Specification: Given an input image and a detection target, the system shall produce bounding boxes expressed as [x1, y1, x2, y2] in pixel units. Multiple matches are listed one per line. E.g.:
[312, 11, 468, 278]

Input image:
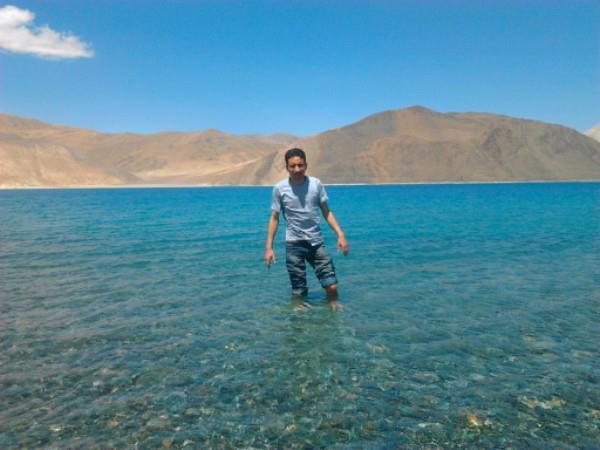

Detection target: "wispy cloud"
[0, 5, 93, 59]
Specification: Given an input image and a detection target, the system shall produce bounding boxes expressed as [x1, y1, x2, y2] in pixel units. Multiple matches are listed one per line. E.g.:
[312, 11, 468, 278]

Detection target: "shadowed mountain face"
[1, 107, 599, 187]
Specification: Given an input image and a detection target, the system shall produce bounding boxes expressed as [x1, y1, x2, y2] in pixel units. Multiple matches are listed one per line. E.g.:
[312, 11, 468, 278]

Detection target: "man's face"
[286, 156, 307, 182]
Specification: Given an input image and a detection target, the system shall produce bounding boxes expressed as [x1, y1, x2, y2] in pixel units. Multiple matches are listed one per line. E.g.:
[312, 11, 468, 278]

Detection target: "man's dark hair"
[284, 148, 306, 166]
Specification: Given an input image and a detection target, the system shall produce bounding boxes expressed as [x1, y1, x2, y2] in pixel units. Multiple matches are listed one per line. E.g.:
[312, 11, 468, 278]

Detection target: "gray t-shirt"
[271, 176, 329, 245]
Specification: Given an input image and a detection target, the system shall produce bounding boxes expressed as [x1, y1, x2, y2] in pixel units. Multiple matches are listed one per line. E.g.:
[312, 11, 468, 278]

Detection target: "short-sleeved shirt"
[271, 176, 329, 245]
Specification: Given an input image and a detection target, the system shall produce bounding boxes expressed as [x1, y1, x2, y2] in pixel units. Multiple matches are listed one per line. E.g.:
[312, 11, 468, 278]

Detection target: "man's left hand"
[337, 235, 349, 256]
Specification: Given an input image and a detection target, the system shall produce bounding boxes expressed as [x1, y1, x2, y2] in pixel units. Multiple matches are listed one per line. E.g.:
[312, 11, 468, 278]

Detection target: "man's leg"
[324, 284, 342, 311]
[309, 244, 343, 311]
[286, 242, 310, 310]
[324, 284, 338, 300]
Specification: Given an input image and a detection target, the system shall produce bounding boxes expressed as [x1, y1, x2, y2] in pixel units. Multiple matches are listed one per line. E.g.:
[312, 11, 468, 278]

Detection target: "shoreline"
[1, 179, 599, 190]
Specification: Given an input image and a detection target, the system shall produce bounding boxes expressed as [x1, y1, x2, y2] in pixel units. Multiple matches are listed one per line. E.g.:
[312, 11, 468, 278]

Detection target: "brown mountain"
[0, 114, 296, 187]
[1, 107, 599, 187]
[255, 107, 600, 184]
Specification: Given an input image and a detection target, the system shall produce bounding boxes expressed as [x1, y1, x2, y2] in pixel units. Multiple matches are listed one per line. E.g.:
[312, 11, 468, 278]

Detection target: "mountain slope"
[0, 114, 296, 186]
[258, 107, 600, 184]
[1, 108, 599, 187]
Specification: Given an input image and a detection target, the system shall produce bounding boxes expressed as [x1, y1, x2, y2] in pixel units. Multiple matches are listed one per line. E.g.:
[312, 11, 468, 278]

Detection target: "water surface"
[1, 183, 598, 448]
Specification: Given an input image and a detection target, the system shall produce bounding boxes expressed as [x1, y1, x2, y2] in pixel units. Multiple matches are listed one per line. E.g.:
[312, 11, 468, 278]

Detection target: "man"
[265, 148, 349, 311]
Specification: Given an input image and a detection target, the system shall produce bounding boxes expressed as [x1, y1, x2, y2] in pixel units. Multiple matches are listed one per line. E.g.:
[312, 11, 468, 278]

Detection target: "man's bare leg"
[325, 284, 343, 311]
[291, 295, 311, 312]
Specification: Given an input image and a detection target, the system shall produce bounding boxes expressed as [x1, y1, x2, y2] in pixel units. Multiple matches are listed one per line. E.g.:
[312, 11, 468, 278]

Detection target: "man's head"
[285, 148, 306, 167]
[285, 148, 307, 183]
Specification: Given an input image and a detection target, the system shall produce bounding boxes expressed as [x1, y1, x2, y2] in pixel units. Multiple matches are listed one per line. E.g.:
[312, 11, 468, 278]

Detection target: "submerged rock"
[284, 423, 298, 433]
[184, 408, 200, 417]
[414, 372, 440, 383]
[589, 409, 600, 419]
[469, 373, 486, 382]
[146, 416, 170, 430]
[571, 350, 594, 359]
[367, 343, 388, 354]
[518, 396, 566, 410]
[417, 422, 442, 429]
[465, 412, 493, 429]
[466, 413, 482, 428]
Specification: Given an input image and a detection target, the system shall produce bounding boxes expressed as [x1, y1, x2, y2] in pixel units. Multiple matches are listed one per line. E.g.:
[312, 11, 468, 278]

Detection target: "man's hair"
[284, 148, 307, 166]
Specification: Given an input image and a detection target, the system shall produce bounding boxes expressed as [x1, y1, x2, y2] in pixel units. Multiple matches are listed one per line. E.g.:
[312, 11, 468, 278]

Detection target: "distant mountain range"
[1, 107, 599, 187]
[585, 123, 600, 142]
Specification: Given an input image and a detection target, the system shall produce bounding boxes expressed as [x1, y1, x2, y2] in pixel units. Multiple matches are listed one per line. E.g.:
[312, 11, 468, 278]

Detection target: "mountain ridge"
[1, 108, 599, 187]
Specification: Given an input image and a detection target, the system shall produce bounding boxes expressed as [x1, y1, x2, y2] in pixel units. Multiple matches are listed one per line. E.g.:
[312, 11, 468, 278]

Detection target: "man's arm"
[320, 202, 349, 255]
[265, 210, 279, 267]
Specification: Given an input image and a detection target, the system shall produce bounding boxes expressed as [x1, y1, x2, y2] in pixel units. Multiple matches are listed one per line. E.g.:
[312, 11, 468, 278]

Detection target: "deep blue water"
[0, 183, 598, 448]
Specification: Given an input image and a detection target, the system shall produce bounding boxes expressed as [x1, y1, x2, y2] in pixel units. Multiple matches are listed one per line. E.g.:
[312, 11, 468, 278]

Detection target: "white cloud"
[0, 5, 93, 59]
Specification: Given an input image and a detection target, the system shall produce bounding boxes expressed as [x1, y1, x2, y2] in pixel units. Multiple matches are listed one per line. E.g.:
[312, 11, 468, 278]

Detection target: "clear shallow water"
[0, 183, 598, 449]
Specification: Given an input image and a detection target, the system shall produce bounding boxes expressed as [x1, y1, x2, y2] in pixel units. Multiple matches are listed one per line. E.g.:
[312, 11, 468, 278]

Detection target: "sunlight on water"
[1, 184, 598, 448]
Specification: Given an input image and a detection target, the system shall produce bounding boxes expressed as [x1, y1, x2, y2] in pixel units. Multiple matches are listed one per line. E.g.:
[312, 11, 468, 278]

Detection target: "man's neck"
[289, 175, 306, 185]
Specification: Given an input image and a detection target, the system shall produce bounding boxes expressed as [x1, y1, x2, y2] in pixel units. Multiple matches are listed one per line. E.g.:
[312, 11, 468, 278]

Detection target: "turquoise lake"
[0, 183, 598, 448]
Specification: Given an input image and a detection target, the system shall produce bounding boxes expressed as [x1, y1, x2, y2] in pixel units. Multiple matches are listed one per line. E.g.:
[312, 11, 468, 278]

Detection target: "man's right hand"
[265, 248, 276, 268]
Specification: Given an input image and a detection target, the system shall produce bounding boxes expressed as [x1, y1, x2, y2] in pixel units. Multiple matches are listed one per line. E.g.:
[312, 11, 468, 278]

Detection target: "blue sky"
[0, 1, 598, 136]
